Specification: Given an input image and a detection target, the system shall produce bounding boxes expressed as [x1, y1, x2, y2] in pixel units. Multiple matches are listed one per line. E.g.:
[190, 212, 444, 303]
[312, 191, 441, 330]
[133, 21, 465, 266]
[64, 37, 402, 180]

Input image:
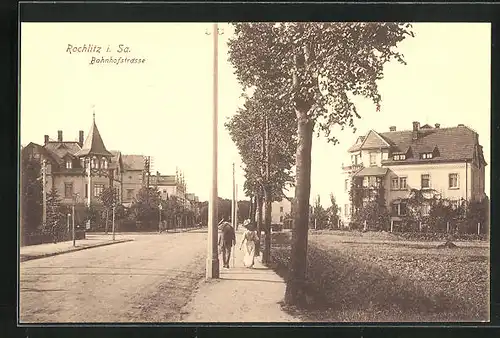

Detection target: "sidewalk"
[20, 234, 133, 262]
[181, 231, 300, 322]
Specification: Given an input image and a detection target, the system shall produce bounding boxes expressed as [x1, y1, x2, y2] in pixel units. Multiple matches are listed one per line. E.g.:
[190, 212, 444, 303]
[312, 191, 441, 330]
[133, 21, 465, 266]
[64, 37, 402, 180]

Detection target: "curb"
[20, 239, 134, 262]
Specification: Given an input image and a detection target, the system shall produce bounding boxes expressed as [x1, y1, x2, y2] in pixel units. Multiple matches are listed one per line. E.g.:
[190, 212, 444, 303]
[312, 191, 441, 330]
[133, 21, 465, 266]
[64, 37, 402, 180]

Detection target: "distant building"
[121, 155, 146, 207]
[338, 122, 487, 228]
[271, 197, 293, 228]
[21, 116, 148, 210]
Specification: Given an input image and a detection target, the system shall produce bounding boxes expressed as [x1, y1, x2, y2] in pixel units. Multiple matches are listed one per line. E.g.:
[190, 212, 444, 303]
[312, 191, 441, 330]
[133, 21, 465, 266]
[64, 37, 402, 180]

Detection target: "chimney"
[389, 126, 396, 132]
[435, 123, 440, 129]
[57, 130, 63, 142]
[44, 135, 49, 144]
[79, 130, 84, 147]
[458, 124, 464, 127]
[412, 121, 420, 140]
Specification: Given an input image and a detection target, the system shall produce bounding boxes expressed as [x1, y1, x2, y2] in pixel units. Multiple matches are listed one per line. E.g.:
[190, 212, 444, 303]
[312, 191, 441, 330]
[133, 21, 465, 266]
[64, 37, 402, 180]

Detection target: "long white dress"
[242, 229, 257, 268]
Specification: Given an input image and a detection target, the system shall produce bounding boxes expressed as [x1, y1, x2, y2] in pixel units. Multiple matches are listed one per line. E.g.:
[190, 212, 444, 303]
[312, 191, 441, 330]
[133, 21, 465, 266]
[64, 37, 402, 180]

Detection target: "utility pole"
[206, 23, 222, 279]
[159, 202, 163, 233]
[42, 159, 47, 225]
[112, 188, 117, 241]
[232, 162, 236, 229]
[72, 193, 78, 247]
[146, 156, 151, 189]
[235, 183, 238, 230]
[86, 160, 91, 230]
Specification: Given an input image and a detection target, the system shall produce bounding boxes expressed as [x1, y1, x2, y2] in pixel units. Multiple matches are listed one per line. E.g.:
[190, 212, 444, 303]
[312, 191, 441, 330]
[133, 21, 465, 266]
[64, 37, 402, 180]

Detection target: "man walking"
[218, 219, 236, 269]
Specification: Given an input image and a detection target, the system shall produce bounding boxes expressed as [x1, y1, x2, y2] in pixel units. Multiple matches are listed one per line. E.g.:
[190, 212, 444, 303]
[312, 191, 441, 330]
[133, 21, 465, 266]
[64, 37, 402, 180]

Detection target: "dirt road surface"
[20, 230, 207, 323]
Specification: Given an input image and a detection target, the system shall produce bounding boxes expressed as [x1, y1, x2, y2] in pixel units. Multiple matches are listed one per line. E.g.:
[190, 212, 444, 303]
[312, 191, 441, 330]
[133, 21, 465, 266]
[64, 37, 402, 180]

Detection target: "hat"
[243, 219, 251, 228]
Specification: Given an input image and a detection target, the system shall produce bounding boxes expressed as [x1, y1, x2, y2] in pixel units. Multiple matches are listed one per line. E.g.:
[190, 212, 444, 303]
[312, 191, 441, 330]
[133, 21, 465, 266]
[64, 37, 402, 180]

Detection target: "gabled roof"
[378, 125, 481, 164]
[22, 142, 61, 165]
[109, 150, 122, 170]
[75, 118, 112, 157]
[122, 155, 145, 171]
[358, 130, 391, 150]
[44, 141, 82, 159]
[354, 167, 388, 177]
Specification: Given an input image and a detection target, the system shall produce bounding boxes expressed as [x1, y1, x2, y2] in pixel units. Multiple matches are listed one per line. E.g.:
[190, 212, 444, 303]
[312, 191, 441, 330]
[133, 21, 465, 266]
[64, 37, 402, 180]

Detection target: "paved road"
[19, 229, 208, 323]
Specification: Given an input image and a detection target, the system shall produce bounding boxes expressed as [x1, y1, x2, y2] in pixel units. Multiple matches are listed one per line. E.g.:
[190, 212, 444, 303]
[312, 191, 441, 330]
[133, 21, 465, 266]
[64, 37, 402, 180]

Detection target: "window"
[369, 153, 377, 166]
[280, 216, 283, 222]
[421, 153, 433, 159]
[421, 174, 430, 189]
[369, 176, 377, 187]
[392, 202, 407, 216]
[399, 177, 407, 190]
[391, 177, 399, 190]
[449, 173, 459, 189]
[66, 159, 72, 169]
[93, 183, 105, 197]
[344, 204, 349, 217]
[382, 152, 388, 160]
[400, 202, 407, 216]
[280, 206, 284, 212]
[91, 157, 97, 168]
[345, 179, 349, 191]
[362, 177, 369, 187]
[101, 158, 108, 169]
[126, 189, 134, 199]
[85, 184, 88, 198]
[64, 183, 73, 198]
[393, 154, 406, 161]
[421, 203, 431, 216]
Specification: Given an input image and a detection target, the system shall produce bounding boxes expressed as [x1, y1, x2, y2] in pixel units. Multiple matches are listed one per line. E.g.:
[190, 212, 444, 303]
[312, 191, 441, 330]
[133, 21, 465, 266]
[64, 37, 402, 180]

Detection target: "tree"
[228, 22, 413, 305]
[225, 86, 296, 263]
[311, 195, 329, 229]
[327, 193, 340, 228]
[45, 188, 65, 242]
[20, 157, 43, 234]
[130, 187, 161, 230]
[98, 187, 118, 234]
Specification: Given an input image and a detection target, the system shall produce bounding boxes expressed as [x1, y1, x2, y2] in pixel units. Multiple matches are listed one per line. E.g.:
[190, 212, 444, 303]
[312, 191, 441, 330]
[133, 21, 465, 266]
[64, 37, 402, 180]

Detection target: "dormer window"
[66, 159, 72, 169]
[421, 153, 433, 159]
[393, 154, 406, 161]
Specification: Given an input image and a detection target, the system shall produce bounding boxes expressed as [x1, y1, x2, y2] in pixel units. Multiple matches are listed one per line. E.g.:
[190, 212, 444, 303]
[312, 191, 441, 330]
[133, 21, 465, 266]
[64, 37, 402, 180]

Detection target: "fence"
[21, 230, 86, 246]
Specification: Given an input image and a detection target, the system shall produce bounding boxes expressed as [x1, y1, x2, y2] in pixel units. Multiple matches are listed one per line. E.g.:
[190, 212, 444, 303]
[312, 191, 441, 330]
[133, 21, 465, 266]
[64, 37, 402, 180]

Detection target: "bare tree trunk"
[255, 194, 263, 256]
[285, 114, 314, 306]
[263, 188, 272, 264]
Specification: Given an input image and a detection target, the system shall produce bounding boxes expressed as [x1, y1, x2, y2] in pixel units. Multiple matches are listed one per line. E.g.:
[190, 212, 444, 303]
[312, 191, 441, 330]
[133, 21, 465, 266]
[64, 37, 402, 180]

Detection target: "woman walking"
[239, 219, 258, 268]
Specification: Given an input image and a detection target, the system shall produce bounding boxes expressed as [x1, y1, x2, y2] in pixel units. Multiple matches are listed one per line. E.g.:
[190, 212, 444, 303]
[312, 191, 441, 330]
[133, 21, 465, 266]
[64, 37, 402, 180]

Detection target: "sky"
[20, 22, 491, 206]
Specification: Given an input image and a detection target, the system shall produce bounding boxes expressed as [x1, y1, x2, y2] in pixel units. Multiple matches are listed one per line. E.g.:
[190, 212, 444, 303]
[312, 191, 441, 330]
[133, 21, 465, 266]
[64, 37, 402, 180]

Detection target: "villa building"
[338, 122, 487, 228]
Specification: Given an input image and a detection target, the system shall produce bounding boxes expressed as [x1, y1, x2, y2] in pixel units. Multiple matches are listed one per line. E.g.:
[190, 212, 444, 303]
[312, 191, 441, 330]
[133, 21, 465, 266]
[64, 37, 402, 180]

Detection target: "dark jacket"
[218, 224, 236, 248]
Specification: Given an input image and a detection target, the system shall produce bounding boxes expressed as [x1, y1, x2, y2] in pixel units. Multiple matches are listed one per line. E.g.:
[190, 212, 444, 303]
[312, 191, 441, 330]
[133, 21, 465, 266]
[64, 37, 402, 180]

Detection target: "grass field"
[269, 230, 489, 322]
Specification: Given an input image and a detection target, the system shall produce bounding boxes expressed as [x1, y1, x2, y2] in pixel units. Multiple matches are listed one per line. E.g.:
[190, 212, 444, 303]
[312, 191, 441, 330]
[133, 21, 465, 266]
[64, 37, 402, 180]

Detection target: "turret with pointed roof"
[75, 114, 113, 158]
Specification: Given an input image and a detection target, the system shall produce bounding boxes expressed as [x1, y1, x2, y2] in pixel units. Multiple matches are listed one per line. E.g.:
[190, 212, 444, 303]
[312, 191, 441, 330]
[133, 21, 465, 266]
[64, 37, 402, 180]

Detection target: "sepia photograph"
[19, 20, 490, 324]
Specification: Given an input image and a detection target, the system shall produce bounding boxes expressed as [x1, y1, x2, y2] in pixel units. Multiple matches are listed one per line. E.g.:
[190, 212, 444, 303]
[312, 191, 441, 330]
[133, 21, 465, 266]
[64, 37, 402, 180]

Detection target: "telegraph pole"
[112, 188, 117, 241]
[86, 160, 91, 230]
[232, 162, 236, 229]
[206, 23, 222, 279]
[72, 193, 78, 247]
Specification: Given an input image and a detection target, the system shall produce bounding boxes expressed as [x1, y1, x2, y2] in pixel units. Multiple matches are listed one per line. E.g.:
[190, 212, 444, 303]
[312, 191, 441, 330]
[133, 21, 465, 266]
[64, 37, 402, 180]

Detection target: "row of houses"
[21, 115, 200, 225]
[268, 121, 487, 230]
[338, 121, 487, 227]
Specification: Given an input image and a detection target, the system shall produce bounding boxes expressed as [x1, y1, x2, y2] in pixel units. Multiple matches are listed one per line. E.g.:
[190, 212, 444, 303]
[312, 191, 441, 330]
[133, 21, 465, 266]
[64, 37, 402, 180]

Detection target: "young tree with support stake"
[226, 86, 296, 264]
[228, 22, 413, 306]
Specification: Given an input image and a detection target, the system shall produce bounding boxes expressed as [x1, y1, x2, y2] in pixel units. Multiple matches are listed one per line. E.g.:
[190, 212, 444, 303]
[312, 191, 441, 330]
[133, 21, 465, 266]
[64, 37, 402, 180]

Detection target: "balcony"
[342, 163, 364, 172]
